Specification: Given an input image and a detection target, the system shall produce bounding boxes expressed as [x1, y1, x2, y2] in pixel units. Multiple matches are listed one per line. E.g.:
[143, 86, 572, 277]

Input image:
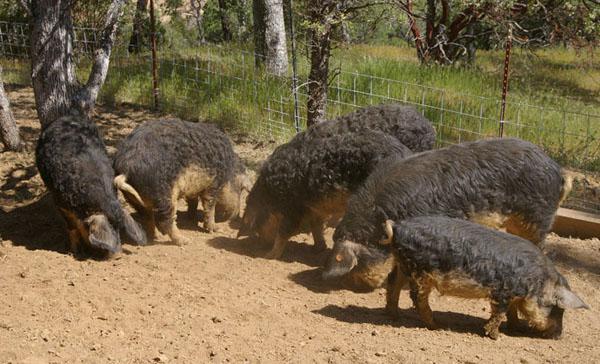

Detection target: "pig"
[238, 130, 413, 259]
[379, 216, 589, 339]
[304, 103, 436, 152]
[324, 138, 571, 293]
[35, 114, 147, 255]
[113, 118, 251, 244]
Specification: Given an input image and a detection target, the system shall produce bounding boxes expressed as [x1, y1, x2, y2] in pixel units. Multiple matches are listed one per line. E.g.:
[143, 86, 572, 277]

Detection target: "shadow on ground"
[313, 304, 546, 339]
[207, 236, 326, 268]
[0, 194, 67, 254]
[288, 267, 380, 294]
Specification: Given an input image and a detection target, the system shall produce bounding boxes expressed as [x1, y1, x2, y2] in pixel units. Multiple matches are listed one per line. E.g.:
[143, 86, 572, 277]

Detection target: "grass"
[3, 42, 599, 171]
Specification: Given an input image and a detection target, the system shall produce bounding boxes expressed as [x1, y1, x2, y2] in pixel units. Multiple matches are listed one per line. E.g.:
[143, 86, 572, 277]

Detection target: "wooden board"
[552, 208, 600, 239]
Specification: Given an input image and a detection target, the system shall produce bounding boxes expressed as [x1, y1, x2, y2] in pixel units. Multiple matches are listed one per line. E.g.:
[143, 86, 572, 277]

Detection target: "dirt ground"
[1, 87, 599, 364]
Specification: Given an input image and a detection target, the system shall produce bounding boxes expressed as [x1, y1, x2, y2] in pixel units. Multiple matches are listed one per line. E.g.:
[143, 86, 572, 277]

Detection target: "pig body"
[382, 216, 588, 339]
[304, 103, 435, 152]
[113, 118, 250, 244]
[36, 115, 147, 255]
[239, 130, 412, 259]
[325, 138, 570, 288]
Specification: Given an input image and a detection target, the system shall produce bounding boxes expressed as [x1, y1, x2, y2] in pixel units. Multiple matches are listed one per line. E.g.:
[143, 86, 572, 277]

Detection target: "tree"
[393, 0, 495, 64]
[218, 0, 233, 41]
[22, 0, 126, 126]
[253, 0, 289, 76]
[302, 1, 376, 126]
[394, 1, 600, 65]
[129, 0, 148, 53]
[190, 0, 209, 43]
[0, 66, 21, 151]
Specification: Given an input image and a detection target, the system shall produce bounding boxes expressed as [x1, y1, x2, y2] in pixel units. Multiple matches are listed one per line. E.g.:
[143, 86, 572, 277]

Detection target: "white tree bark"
[190, 0, 208, 43]
[253, 0, 288, 76]
[0, 66, 22, 151]
[30, 0, 126, 126]
[263, 0, 288, 76]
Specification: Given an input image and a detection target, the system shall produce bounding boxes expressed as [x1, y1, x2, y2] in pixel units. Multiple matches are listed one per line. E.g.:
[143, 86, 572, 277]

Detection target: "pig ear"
[322, 241, 359, 280]
[556, 286, 589, 310]
[380, 220, 394, 246]
[86, 215, 121, 253]
[121, 211, 147, 246]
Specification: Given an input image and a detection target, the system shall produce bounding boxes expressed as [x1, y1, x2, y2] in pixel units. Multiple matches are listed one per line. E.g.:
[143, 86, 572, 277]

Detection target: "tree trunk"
[129, 0, 147, 53]
[465, 22, 477, 64]
[253, 0, 266, 66]
[218, 0, 232, 41]
[236, 0, 248, 40]
[263, 0, 288, 76]
[0, 66, 21, 151]
[30, 0, 126, 126]
[190, 0, 207, 44]
[306, 24, 332, 127]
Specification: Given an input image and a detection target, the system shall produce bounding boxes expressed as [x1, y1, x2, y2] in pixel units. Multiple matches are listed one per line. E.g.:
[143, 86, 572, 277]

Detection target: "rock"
[154, 354, 169, 363]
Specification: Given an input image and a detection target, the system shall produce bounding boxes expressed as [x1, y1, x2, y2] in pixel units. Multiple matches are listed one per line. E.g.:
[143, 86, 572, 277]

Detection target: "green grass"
[3, 42, 599, 171]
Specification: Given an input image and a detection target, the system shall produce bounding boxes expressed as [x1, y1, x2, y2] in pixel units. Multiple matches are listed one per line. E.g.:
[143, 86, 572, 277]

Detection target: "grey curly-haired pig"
[113, 118, 251, 244]
[238, 130, 412, 259]
[323, 138, 571, 291]
[35, 115, 147, 255]
[304, 103, 436, 152]
[378, 216, 588, 339]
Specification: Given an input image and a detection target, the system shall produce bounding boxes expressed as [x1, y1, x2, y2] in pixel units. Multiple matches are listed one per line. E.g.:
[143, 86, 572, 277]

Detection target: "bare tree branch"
[76, 0, 126, 114]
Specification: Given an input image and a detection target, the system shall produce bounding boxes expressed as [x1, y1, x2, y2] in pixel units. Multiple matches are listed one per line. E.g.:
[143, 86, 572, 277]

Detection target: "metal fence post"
[149, 0, 160, 110]
[287, 0, 301, 133]
[498, 23, 513, 137]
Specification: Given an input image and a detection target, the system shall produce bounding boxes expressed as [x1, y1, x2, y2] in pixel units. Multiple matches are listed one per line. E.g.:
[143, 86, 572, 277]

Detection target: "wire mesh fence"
[1, 21, 599, 214]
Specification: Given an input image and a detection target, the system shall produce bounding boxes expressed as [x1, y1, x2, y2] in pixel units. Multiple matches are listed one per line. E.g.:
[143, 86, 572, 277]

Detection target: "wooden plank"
[552, 207, 600, 239]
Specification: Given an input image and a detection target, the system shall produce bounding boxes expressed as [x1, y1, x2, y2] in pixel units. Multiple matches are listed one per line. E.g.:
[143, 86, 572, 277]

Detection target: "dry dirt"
[1, 87, 599, 364]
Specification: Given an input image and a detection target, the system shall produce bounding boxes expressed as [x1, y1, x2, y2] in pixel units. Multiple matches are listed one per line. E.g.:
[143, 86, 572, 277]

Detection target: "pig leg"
[264, 233, 290, 260]
[484, 302, 508, 340]
[122, 191, 155, 241]
[385, 264, 408, 318]
[154, 197, 185, 245]
[264, 215, 298, 259]
[59, 209, 82, 254]
[141, 209, 156, 242]
[201, 188, 218, 233]
[310, 217, 327, 252]
[506, 299, 523, 331]
[412, 277, 437, 329]
[186, 197, 199, 222]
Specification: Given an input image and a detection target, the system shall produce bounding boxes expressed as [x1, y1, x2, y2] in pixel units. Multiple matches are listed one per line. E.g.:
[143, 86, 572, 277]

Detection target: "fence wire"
[1, 21, 599, 215]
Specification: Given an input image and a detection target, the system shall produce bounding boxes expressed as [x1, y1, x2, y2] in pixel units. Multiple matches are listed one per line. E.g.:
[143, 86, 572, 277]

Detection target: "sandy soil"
[1, 87, 599, 364]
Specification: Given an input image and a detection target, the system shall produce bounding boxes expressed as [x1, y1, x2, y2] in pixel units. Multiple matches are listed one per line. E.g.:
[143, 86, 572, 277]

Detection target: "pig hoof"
[484, 325, 501, 340]
[203, 227, 220, 234]
[171, 236, 189, 246]
[264, 249, 283, 260]
[203, 224, 219, 233]
[486, 330, 500, 340]
[385, 305, 401, 319]
[423, 320, 439, 330]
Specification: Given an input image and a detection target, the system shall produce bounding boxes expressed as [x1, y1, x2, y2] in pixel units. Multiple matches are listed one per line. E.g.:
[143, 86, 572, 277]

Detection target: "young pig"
[304, 103, 436, 152]
[379, 216, 588, 339]
[36, 114, 147, 255]
[113, 118, 251, 244]
[238, 130, 412, 259]
[324, 138, 571, 290]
